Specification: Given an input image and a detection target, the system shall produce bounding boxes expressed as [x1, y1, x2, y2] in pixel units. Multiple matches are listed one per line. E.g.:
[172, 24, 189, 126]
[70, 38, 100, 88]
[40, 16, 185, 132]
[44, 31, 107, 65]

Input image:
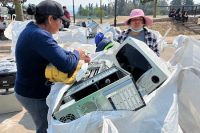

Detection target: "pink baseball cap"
[125, 9, 153, 26]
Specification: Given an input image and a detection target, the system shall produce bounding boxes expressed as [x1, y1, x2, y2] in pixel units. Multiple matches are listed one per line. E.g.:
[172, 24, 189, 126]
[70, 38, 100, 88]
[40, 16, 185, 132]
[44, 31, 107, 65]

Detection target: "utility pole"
[114, 0, 117, 27]
[100, 0, 102, 24]
[73, 0, 75, 23]
[153, 0, 157, 18]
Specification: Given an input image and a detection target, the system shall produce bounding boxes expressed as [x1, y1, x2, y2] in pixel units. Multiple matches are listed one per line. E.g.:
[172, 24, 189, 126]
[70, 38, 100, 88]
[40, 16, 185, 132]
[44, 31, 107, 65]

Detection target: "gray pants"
[15, 93, 48, 133]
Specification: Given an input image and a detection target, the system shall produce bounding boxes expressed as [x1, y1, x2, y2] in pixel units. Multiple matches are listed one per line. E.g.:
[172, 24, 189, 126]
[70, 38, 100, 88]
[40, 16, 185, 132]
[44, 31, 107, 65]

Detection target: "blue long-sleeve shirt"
[15, 21, 80, 99]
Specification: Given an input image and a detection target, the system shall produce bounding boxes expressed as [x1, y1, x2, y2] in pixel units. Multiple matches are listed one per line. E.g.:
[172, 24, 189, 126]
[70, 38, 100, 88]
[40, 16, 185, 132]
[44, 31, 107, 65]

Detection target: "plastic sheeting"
[4, 20, 31, 55]
[4, 20, 92, 55]
[178, 67, 200, 133]
[53, 26, 88, 44]
[169, 36, 200, 133]
[169, 35, 200, 68]
[46, 67, 181, 133]
[46, 36, 200, 133]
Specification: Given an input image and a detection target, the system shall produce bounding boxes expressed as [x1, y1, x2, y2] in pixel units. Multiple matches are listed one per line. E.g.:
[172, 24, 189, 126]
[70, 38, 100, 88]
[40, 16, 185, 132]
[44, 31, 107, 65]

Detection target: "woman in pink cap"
[117, 9, 159, 56]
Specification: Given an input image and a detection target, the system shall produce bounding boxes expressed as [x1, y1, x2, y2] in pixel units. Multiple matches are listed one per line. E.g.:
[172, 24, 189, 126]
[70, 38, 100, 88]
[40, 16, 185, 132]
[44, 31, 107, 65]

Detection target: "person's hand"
[81, 54, 90, 63]
[76, 48, 91, 63]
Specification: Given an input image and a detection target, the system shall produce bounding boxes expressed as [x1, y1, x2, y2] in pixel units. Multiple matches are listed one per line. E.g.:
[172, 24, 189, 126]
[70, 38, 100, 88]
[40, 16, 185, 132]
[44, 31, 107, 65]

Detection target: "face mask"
[130, 27, 144, 33]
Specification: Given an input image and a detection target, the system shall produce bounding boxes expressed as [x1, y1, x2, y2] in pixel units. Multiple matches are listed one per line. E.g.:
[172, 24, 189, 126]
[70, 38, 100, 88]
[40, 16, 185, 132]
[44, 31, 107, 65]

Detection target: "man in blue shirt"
[15, 1, 90, 133]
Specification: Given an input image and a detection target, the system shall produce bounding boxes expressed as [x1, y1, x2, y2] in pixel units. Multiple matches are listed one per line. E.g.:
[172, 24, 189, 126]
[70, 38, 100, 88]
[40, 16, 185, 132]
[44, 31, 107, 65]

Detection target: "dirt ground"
[77, 15, 197, 36]
[150, 21, 197, 36]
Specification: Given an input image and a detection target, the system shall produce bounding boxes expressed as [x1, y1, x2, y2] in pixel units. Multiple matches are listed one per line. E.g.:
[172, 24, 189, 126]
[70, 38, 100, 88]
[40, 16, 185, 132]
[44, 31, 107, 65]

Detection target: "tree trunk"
[153, 0, 157, 18]
[13, 0, 24, 21]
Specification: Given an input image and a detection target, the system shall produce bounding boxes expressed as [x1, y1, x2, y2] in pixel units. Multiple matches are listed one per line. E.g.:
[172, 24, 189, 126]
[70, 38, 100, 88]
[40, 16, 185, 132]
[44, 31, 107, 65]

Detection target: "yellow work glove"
[45, 61, 83, 84]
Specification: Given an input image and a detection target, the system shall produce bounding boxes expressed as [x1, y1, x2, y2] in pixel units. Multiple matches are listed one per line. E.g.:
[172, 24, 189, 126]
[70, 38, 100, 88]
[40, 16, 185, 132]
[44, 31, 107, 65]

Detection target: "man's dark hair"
[35, 14, 49, 24]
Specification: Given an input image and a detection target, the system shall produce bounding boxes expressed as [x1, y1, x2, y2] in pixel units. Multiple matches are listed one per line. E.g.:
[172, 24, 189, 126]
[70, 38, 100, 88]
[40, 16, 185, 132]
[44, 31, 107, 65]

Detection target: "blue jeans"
[15, 93, 48, 133]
